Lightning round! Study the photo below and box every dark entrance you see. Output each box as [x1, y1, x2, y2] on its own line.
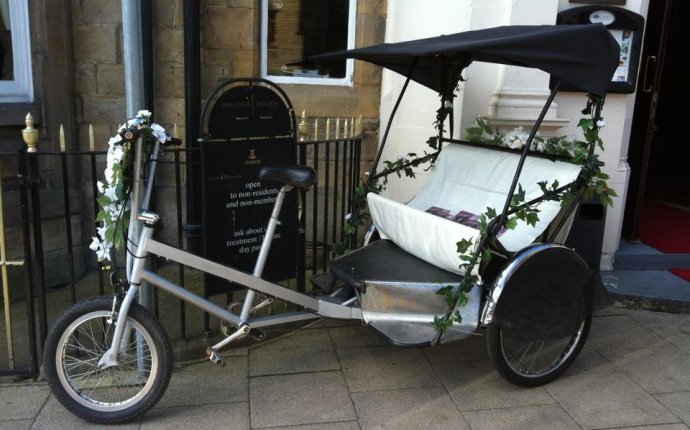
[623, 0, 690, 241]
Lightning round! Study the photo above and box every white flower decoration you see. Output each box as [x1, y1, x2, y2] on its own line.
[91, 111, 169, 264]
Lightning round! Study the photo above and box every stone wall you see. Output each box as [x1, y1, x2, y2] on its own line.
[70, 0, 385, 154]
[0, 0, 386, 285]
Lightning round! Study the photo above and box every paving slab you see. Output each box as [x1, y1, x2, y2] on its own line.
[421, 333, 488, 364]
[463, 404, 580, 430]
[0, 384, 50, 421]
[655, 392, 690, 426]
[563, 345, 616, 376]
[433, 360, 553, 411]
[259, 422, 360, 430]
[156, 356, 248, 408]
[616, 424, 689, 430]
[665, 331, 690, 353]
[337, 346, 440, 393]
[351, 386, 469, 429]
[0, 420, 33, 430]
[601, 342, 690, 394]
[624, 309, 690, 334]
[588, 314, 667, 352]
[624, 309, 690, 353]
[250, 330, 340, 377]
[31, 395, 139, 430]
[546, 370, 679, 429]
[328, 325, 389, 350]
[250, 371, 356, 428]
[140, 402, 249, 429]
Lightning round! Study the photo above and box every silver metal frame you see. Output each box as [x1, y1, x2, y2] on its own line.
[100, 137, 365, 363]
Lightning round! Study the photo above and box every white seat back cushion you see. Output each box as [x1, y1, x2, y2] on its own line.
[368, 144, 581, 274]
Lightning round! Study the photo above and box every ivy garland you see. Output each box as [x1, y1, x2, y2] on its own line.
[335, 93, 616, 335]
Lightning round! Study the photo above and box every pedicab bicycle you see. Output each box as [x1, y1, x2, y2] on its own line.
[44, 24, 620, 423]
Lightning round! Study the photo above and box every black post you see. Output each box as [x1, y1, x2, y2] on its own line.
[496, 81, 562, 232]
[183, 0, 203, 252]
[60, 153, 77, 304]
[27, 152, 47, 347]
[18, 150, 38, 377]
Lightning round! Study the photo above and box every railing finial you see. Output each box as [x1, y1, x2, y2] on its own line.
[89, 124, 95, 152]
[59, 124, 66, 153]
[22, 113, 39, 153]
[298, 110, 309, 142]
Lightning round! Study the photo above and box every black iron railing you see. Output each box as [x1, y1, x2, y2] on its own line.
[0, 134, 362, 378]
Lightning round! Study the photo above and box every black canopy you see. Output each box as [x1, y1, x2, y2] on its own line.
[312, 24, 620, 97]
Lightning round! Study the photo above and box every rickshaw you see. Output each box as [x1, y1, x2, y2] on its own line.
[43, 24, 620, 423]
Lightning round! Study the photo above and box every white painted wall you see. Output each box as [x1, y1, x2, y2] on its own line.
[378, 0, 472, 203]
[552, 0, 649, 269]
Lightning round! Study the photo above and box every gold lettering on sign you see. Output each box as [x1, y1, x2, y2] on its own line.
[244, 148, 261, 165]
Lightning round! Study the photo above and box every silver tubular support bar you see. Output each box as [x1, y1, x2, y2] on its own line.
[249, 311, 320, 328]
[97, 285, 140, 368]
[145, 239, 319, 309]
[127, 136, 145, 279]
[140, 270, 243, 327]
[241, 185, 292, 322]
[128, 219, 157, 286]
[141, 140, 161, 211]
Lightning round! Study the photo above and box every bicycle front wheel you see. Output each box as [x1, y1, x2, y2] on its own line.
[44, 296, 172, 424]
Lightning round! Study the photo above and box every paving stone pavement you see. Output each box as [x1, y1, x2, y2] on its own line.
[1, 307, 689, 430]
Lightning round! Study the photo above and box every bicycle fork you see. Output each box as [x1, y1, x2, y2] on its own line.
[97, 212, 158, 369]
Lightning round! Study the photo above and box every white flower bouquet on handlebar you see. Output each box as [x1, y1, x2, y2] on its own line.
[89, 110, 171, 264]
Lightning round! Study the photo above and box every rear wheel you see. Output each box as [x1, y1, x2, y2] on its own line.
[44, 297, 172, 424]
[486, 273, 591, 386]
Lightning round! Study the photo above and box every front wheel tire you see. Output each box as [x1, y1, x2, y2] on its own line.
[43, 296, 173, 424]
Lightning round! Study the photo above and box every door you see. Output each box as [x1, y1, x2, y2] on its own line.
[622, 0, 684, 239]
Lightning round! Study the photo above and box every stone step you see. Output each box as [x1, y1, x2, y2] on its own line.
[601, 270, 690, 313]
[614, 242, 690, 270]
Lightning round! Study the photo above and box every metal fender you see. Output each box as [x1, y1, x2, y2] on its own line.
[480, 243, 597, 326]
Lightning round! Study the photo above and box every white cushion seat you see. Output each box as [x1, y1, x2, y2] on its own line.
[367, 144, 581, 275]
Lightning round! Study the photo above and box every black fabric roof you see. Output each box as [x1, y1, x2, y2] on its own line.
[311, 24, 620, 97]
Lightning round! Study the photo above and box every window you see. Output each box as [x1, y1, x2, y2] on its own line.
[260, 0, 357, 85]
[0, 0, 33, 103]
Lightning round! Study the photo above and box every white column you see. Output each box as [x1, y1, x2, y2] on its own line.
[484, 0, 568, 132]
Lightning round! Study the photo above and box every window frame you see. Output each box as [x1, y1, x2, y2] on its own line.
[0, 0, 33, 103]
[260, 0, 357, 86]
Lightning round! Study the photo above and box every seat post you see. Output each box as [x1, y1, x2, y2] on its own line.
[239, 184, 292, 322]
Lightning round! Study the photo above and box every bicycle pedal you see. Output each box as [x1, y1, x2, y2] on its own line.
[249, 328, 265, 341]
[205, 347, 226, 367]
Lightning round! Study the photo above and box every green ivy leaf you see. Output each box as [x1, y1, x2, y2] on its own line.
[456, 238, 473, 254]
[526, 212, 540, 227]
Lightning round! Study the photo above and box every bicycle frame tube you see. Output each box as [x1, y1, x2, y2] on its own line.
[103, 136, 362, 364]
[240, 184, 292, 322]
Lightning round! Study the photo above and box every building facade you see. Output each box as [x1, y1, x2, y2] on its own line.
[0, 0, 677, 273]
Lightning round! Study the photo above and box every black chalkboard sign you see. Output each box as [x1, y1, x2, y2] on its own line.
[200, 79, 298, 296]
